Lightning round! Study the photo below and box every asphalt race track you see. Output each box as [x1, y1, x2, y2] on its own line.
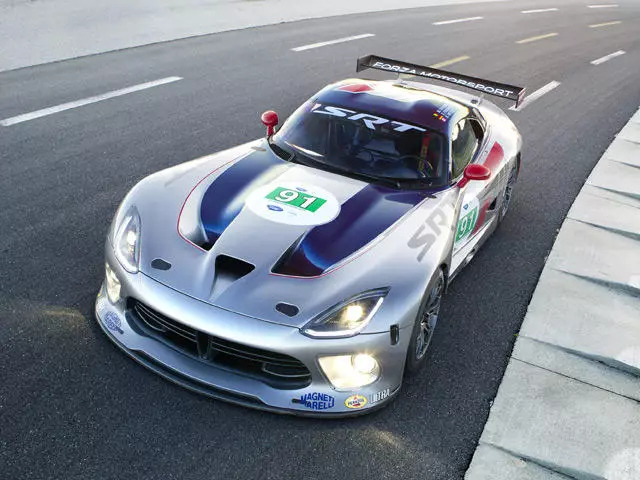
[1, 0, 639, 478]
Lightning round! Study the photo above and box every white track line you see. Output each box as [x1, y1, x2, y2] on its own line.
[429, 55, 470, 68]
[591, 50, 626, 65]
[516, 32, 559, 44]
[432, 16, 483, 25]
[291, 34, 374, 52]
[521, 8, 559, 14]
[1, 77, 183, 127]
[509, 81, 561, 112]
[588, 4, 618, 8]
[589, 20, 622, 28]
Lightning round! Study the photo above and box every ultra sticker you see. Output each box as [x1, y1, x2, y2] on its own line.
[455, 197, 479, 245]
[246, 183, 340, 226]
[293, 392, 335, 410]
[345, 394, 368, 409]
[104, 312, 124, 334]
[370, 388, 391, 404]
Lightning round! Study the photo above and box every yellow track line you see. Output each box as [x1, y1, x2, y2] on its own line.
[589, 21, 622, 28]
[429, 55, 470, 68]
[516, 32, 559, 44]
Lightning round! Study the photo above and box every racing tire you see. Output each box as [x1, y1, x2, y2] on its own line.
[405, 268, 445, 375]
[498, 165, 517, 224]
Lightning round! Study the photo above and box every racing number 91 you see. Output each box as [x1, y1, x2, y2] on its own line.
[455, 207, 478, 243]
[266, 187, 327, 212]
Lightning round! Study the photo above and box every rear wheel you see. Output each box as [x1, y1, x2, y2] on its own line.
[498, 166, 517, 223]
[405, 269, 445, 375]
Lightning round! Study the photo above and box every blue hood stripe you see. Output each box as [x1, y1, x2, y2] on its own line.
[200, 150, 283, 244]
[274, 185, 427, 277]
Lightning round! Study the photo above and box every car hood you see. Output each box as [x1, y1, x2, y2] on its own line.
[136, 142, 441, 327]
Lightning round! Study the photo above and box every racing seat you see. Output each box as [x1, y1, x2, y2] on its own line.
[395, 133, 437, 177]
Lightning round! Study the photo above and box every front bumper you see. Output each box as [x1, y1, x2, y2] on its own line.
[95, 252, 408, 417]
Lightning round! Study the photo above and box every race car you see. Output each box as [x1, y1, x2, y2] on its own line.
[95, 55, 524, 416]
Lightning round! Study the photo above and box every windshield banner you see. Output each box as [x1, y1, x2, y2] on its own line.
[357, 55, 525, 107]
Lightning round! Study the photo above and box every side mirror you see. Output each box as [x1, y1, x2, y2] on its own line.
[261, 110, 279, 137]
[458, 164, 491, 188]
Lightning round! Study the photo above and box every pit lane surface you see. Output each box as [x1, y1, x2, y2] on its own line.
[1, 0, 639, 478]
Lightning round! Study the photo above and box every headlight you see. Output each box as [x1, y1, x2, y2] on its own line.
[113, 209, 141, 273]
[318, 354, 380, 389]
[105, 263, 121, 304]
[301, 289, 388, 338]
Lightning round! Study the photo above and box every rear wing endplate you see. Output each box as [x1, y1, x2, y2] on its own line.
[357, 54, 526, 108]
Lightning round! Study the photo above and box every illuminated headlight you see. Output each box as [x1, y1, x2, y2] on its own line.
[105, 263, 121, 304]
[113, 209, 141, 273]
[318, 354, 380, 389]
[302, 289, 388, 338]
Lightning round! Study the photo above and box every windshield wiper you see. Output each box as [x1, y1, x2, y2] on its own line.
[268, 140, 294, 160]
[313, 163, 403, 189]
[353, 172, 403, 189]
[268, 140, 310, 166]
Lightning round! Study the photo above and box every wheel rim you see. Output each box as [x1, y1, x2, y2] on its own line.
[500, 171, 516, 220]
[415, 276, 444, 360]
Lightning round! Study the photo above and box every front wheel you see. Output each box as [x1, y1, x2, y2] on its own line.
[405, 269, 445, 375]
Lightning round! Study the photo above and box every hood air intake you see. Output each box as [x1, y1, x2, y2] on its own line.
[211, 255, 255, 298]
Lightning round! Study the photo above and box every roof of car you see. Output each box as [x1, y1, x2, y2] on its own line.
[315, 79, 470, 136]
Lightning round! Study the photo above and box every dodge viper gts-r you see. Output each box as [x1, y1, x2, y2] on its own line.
[95, 55, 524, 416]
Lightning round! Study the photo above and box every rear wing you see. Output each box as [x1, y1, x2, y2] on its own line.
[356, 54, 526, 108]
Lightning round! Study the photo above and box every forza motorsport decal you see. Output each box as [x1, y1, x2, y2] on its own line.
[345, 395, 368, 409]
[246, 183, 340, 226]
[455, 197, 479, 245]
[356, 55, 525, 104]
[370, 388, 391, 404]
[104, 312, 124, 334]
[293, 393, 335, 410]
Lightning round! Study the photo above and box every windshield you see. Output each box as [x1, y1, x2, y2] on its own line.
[271, 101, 448, 187]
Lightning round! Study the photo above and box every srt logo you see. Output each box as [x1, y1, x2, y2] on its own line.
[312, 104, 426, 133]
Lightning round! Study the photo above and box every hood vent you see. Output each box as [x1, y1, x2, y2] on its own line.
[211, 255, 255, 298]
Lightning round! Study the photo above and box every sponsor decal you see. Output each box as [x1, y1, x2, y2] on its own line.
[455, 198, 479, 245]
[312, 104, 426, 133]
[293, 392, 335, 410]
[345, 394, 368, 409]
[104, 312, 124, 334]
[407, 202, 456, 262]
[433, 103, 456, 123]
[370, 61, 516, 99]
[370, 388, 391, 404]
[246, 182, 340, 227]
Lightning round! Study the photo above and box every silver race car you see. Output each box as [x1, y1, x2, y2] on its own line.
[95, 55, 524, 416]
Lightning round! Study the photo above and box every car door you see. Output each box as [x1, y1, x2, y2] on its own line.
[451, 116, 497, 254]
